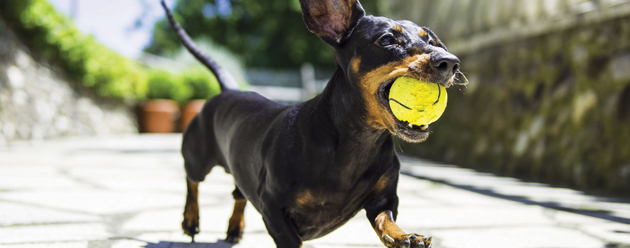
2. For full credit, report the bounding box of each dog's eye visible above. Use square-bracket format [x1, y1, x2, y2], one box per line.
[378, 35, 397, 47]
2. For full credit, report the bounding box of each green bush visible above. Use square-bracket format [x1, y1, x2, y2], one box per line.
[182, 67, 221, 100]
[0, 0, 148, 100]
[146, 68, 221, 104]
[0, 0, 226, 103]
[146, 69, 186, 102]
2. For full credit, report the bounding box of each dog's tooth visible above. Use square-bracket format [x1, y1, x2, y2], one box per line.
[408, 123, 413, 128]
[420, 125, 428, 131]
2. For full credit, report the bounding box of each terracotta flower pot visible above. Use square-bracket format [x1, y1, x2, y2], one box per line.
[180, 99, 206, 131]
[140, 99, 179, 133]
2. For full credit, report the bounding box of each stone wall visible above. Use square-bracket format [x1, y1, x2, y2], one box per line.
[0, 24, 138, 145]
[385, 0, 630, 195]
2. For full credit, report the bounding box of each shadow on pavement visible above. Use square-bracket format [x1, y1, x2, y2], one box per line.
[144, 241, 235, 248]
[400, 159, 630, 225]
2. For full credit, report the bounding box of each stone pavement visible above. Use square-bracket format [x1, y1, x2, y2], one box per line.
[0, 134, 629, 248]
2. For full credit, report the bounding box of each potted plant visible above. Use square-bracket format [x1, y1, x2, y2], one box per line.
[140, 69, 188, 133]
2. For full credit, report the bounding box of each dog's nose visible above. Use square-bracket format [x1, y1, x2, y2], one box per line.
[431, 53, 460, 79]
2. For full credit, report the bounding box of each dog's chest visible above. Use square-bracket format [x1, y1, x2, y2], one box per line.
[286, 185, 370, 240]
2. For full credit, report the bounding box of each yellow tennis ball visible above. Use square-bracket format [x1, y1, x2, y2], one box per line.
[388, 77, 448, 127]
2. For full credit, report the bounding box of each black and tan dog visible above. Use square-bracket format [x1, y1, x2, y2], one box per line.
[162, 0, 467, 247]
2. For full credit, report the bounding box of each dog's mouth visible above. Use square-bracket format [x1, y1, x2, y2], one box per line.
[377, 78, 431, 143]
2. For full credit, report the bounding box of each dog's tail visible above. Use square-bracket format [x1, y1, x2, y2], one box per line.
[161, 0, 239, 92]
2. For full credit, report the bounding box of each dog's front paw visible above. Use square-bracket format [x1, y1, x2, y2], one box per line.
[382, 233, 432, 248]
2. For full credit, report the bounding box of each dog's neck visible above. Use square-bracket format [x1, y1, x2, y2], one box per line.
[303, 67, 394, 156]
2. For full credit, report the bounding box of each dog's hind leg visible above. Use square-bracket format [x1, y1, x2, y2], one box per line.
[225, 186, 247, 243]
[182, 178, 200, 242]
[180, 113, 226, 242]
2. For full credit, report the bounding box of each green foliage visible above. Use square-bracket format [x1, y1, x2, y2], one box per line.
[0, 0, 148, 100]
[146, 68, 221, 103]
[146, 69, 188, 102]
[0, 0, 222, 103]
[182, 67, 221, 100]
[146, 0, 382, 69]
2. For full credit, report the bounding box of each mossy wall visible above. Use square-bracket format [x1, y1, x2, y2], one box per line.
[389, 2, 630, 196]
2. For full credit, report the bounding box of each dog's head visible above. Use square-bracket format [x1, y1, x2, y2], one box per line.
[300, 0, 468, 143]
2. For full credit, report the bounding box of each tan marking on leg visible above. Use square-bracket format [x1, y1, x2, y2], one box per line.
[374, 210, 428, 247]
[183, 181, 199, 221]
[226, 199, 247, 243]
[182, 180, 200, 238]
[374, 211, 406, 238]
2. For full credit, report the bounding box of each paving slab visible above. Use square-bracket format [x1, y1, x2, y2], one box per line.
[0, 202, 99, 226]
[1, 134, 629, 248]
[0, 223, 108, 244]
[1, 242, 89, 248]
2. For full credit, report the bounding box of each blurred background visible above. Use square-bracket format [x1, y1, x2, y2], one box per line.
[1, 0, 629, 201]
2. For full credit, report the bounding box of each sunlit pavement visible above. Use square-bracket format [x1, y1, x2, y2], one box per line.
[1, 134, 629, 248]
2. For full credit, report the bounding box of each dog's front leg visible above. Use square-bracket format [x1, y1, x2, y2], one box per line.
[366, 198, 432, 248]
[261, 206, 303, 248]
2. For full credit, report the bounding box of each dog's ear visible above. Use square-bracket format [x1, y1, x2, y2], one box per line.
[299, 0, 365, 47]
